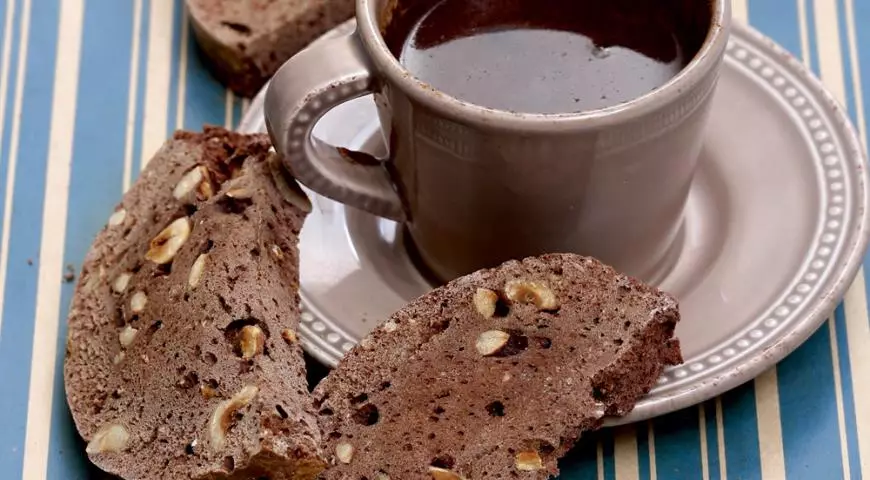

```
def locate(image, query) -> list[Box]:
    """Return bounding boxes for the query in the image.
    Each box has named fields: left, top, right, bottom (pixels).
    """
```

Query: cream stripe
left=224, top=89, right=234, bottom=129
left=647, top=421, right=657, bottom=480
left=596, top=440, right=605, bottom=480
left=0, top=0, right=19, bottom=339
left=812, top=2, right=861, bottom=476
left=140, top=0, right=174, bottom=169
left=828, top=316, right=853, bottom=478
left=21, top=0, right=84, bottom=478
left=750, top=3, right=828, bottom=477
left=813, top=0, right=847, bottom=100
left=699, top=405, right=710, bottom=480
left=614, top=425, right=639, bottom=480
left=122, top=0, right=143, bottom=192
left=731, top=0, right=749, bottom=23
left=715, top=397, right=727, bottom=479
left=175, top=3, right=188, bottom=130
left=841, top=0, right=870, bottom=474
left=843, top=0, right=866, bottom=142
left=843, top=273, right=870, bottom=478
left=797, top=0, right=812, bottom=68
left=754, top=369, right=786, bottom=479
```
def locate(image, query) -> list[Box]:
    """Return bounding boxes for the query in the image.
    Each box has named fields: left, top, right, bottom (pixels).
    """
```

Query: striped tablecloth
left=0, top=0, right=867, bottom=479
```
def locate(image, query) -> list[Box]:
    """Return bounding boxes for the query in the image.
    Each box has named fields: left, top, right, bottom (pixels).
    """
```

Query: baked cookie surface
left=314, top=253, right=681, bottom=479
left=187, top=0, right=355, bottom=97
left=64, top=127, right=324, bottom=479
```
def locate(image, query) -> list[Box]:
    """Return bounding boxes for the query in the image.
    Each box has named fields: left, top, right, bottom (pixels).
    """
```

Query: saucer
left=240, top=21, right=870, bottom=424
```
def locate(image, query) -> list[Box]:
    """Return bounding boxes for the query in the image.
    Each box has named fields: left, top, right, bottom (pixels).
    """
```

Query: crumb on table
left=63, top=264, right=76, bottom=283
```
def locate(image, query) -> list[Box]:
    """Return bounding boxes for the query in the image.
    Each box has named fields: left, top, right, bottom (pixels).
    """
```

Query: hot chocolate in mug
left=265, top=0, right=731, bottom=281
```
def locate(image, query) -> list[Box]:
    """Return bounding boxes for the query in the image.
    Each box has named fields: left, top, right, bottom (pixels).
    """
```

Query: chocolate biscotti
left=64, top=127, right=325, bottom=479
left=187, top=0, right=355, bottom=97
left=313, top=253, right=682, bottom=479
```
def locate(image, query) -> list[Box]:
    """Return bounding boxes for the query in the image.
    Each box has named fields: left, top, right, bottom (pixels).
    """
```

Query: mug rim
left=356, top=0, right=731, bottom=133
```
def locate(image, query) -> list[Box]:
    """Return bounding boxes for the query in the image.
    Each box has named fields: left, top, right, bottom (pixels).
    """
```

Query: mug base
left=400, top=217, right=686, bottom=287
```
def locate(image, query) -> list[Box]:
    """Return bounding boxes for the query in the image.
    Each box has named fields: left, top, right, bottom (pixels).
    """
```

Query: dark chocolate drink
left=383, top=0, right=711, bottom=113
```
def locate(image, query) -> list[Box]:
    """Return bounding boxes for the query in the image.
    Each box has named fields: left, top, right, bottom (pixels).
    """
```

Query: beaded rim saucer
left=240, top=20, right=870, bottom=424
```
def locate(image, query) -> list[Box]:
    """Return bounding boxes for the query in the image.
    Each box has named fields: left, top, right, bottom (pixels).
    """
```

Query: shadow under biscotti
left=305, top=352, right=331, bottom=392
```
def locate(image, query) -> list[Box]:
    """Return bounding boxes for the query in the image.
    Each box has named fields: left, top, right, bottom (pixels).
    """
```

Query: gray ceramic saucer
left=240, top=20, right=870, bottom=424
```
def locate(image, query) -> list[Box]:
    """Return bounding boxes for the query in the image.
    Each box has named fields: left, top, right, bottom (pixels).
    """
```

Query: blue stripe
left=0, top=0, right=23, bottom=464
left=749, top=5, right=846, bottom=479
left=601, top=428, right=615, bottom=479
left=855, top=0, right=870, bottom=305
left=0, top=0, right=61, bottom=476
left=777, top=0, right=849, bottom=476
left=704, top=402, right=722, bottom=480
left=234, top=96, right=244, bottom=129
left=778, top=324, right=845, bottom=479
left=825, top=9, right=863, bottom=474
left=637, top=421, right=653, bottom=479
left=855, top=0, right=870, bottom=146
left=848, top=0, right=870, bottom=473
left=833, top=306, right=862, bottom=480
left=721, top=382, right=763, bottom=477
left=561, top=430, right=608, bottom=479
left=45, top=1, right=135, bottom=478
left=183, top=8, right=228, bottom=129
left=749, top=0, right=803, bottom=61
left=130, top=0, right=150, bottom=176
left=652, top=407, right=703, bottom=479
left=805, top=0, right=820, bottom=73
left=0, top=0, right=17, bottom=269
left=0, top=0, right=22, bottom=338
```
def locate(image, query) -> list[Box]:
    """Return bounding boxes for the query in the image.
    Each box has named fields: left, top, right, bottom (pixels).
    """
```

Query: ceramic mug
left=264, top=0, right=731, bottom=282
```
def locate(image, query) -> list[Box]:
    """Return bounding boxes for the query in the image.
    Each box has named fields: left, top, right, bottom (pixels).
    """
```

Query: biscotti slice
left=64, top=127, right=325, bottom=479
left=187, top=0, right=354, bottom=97
left=313, top=253, right=681, bottom=479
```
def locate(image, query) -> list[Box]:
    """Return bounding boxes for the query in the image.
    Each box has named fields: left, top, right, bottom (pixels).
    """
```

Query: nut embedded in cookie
left=429, top=467, right=466, bottom=480
left=281, top=328, right=297, bottom=344
left=514, top=451, right=543, bottom=471
left=107, top=208, right=127, bottom=227
left=270, top=244, right=284, bottom=260
left=504, top=279, right=559, bottom=311
left=239, top=325, right=265, bottom=359
left=118, top=325, right=138, bottom=348
left=335, top=442, right=354, bottom=464
left=475, top=330, right=510, bottom=356
left=86, top=423, right=130, bottom=454
left=145, top=217, right=191, bottom=264
left=112, top=351, right=125, bottom=365
left=188, top=253, right=208, bottom=289
left=130, top=291, right=147, bottom=314
left=208, top=385, right=259, bottom=451
left=473, top=288, right=498, bottom=318
left=111, top=273, right=132, bottom=294
left=200, top=383, right=219, bottom=399
left=173, top=166, right=214, bottom=200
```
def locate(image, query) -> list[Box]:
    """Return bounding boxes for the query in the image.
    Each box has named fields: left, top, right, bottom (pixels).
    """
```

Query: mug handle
left=264, top=31, right=406, bottom=222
